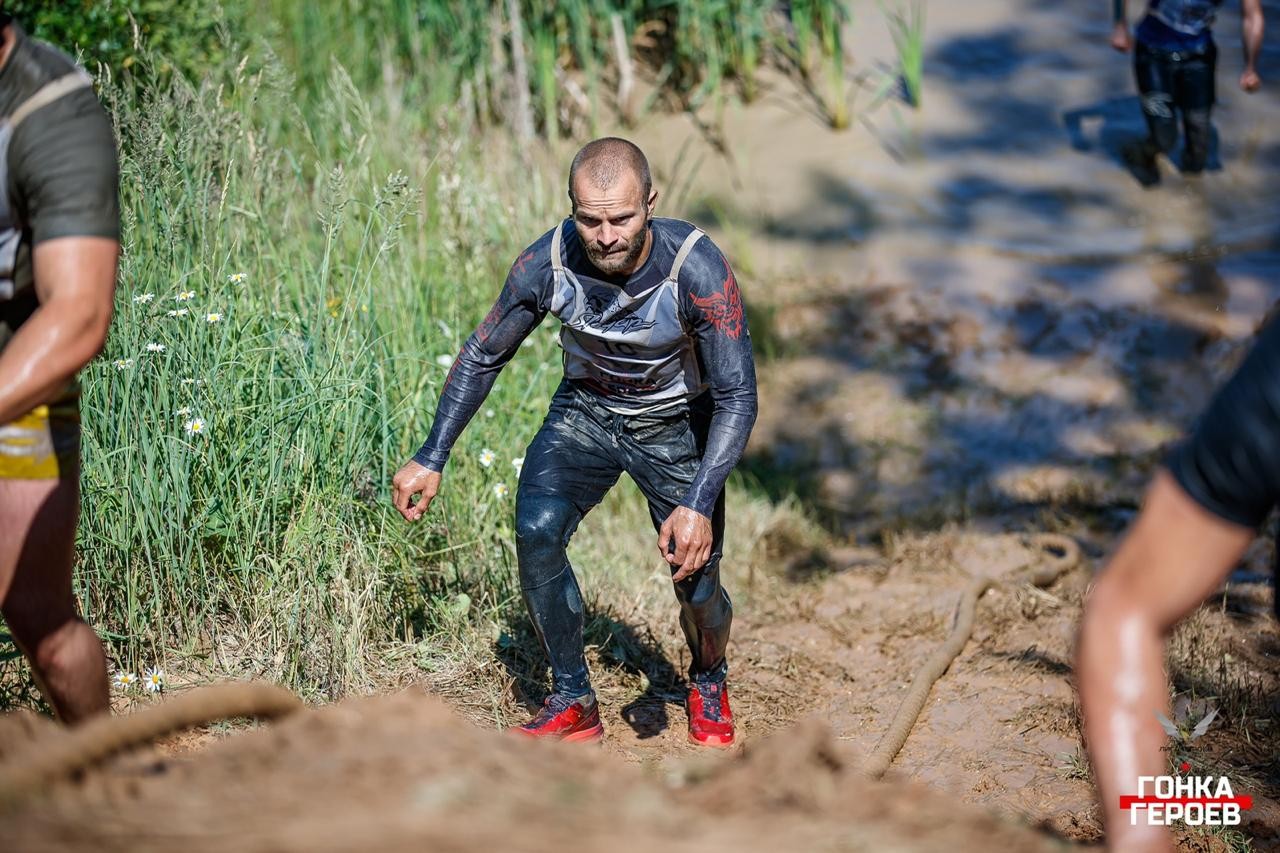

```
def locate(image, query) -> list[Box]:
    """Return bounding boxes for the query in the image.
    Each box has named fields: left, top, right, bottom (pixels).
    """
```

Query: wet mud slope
left=0, top=691, right=1073, bottom=853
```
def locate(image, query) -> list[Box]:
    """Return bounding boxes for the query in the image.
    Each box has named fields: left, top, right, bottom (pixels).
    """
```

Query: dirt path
left=0, top=690, right=1082, bottom=853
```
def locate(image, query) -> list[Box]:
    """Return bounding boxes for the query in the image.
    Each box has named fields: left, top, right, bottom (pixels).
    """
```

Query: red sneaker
left=510, top=693, right=603, bottom=742
left=686, top=680, right=734, bottom=748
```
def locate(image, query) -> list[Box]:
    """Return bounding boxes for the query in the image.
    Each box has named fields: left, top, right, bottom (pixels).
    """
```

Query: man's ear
left=646, top=189, right=659, bottom=216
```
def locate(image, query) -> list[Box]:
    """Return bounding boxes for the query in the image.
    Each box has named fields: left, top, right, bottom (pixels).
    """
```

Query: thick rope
left=0, top=681, right=302, bottom=807
left=863, top=533, right=1080, bottom=779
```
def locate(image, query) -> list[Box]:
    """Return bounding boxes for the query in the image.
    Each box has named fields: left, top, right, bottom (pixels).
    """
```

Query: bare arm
left=0, top=236, right=117, bottom=423
left=1112, top=0, right=1133, bottom=51
left=1078, top=471, right=1253, bottom=853
left=1240, top=0, right=1264, bottom=91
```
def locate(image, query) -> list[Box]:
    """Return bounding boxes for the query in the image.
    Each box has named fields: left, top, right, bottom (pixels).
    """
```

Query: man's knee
left=21, top=617, right=98, bottom=681
left=1182, top=110, right=1212, bottom=171
left=1141, top=93, right=1178, bottom=152
left=676, top=560, right=731, bottom=620
left=515, top=494, right=578, bottom=586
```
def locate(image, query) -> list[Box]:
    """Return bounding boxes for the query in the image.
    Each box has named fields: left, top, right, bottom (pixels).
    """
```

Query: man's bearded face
left=571, top=172, right=652, bottom=276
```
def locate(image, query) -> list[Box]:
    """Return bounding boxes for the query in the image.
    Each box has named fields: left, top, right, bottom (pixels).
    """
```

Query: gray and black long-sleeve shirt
left=413, top=217, right=758, bottom=517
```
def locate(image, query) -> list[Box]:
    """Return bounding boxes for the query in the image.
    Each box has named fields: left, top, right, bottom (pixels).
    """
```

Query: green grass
left=881, top=0, right=926, bottom=109
left=58, top=30, right=570, bottom=700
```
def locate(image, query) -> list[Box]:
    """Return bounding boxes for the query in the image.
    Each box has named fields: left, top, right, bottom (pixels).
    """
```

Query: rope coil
left=0, top=681, right=302, bottom=807
left=864, top=533, right=1081, bottom=779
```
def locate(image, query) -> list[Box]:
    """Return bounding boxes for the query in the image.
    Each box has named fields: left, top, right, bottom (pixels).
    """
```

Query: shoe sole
left=561, top=723, right=605, bottom=743
left=688, top=731, right=735, bottom=749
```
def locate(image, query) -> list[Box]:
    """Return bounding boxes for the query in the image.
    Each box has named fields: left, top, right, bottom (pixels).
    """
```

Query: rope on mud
left=863, top=533, right=1080, bottom=780
left=0, top=681, right=302, bottom=807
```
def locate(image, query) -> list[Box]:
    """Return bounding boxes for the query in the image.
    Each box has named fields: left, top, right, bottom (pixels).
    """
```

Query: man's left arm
left=0, top=91, right=119, bottom=424
left=659, top=240, right=757, bottom=580
left=1240, top=0, right=1264, bottom=91
left=0, top=238, right=117, bottom=423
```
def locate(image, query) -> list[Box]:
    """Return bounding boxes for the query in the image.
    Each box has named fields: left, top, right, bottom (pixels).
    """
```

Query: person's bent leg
left=508, top=384, right=620, bottom=740
left=671, top=492, right=732, bottom=680
left=0, top=474, right=108, bottom=724
left=625, top=408, right=735, bottom=746
left=1134, top=43, right=1180, bottom=156
left=1126, top=42, right=1176, bottom=186
left=514, top=492, right=592, bottom=698
left=1177, top=46, right=1216, bottom=174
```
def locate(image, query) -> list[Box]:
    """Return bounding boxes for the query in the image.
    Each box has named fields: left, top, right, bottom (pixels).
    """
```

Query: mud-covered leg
left=671, top=490, right=732, bottom=681
left=1127, top=43, right=1177, bottom=185
left=514, top=493, right=591, bottom=697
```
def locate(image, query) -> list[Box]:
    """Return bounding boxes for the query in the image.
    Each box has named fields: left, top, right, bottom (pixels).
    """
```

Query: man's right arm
left=1112, top=0, right=1134, bottom=51
left=392, top=233, right=553, bottom=521
left=1080, top=316, right=1280, bottom=850
left=1079, top=473, right=1253, bottom=853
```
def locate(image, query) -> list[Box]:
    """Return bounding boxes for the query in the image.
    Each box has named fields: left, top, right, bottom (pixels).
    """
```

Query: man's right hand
left=1110, top=21, right=1133, bottom=52
left=392, top=460, right=442, bottom=522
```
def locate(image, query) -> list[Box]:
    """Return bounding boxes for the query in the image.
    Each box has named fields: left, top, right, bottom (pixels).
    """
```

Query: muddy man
left=393, top=138, right=757, bottom=747
left=1079, top=314, right=1280, bottom=852
left=1111, top=0, right=1264, bottom=184
left=0, top=10, right=119, bottom=723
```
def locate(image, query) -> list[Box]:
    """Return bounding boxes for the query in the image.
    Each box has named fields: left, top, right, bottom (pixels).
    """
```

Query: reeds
left=882, top=0, right=925, bottom=108
left=245, top=0, right=856, bottom=135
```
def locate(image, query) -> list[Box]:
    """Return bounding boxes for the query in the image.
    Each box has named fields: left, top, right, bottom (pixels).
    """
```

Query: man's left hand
left=1240, top=68, right=1262, bottom=92
left=658, top=506, right=713, bottom=581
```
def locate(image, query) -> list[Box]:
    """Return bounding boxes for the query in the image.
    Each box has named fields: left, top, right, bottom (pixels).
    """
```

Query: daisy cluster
left=118, top=272, right=246, bottom=441
left=114, top=666, right=165, bottom=694
left=476, top=446, right=522, bottom=500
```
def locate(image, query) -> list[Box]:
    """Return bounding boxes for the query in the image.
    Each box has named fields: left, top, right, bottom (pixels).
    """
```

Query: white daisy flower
left=435, top=354, right=454, bottom=368
left=166, top=308, right=190, bottom=318
left=132, top=293, right=155, bottom=304
left=143, top=667, right=165, bottom=694
left=175, top=290, right=196, bottom=302
left=175, top=406, right=193, bottom=417
left=227, top=272, right=247, bottom=284
left=493, top=482, right=509, bottom=498
left=483, top=409, right=494, bottom=419
left=205, top=312, right=222, bottom=324
left=145, top=342, right=166, bottom=353
left=113, top=671, right=138, bottom=691
left=184, top=417, right=207, bottom=436
left=479, top=448, right=496, bottom=468
left=113, top=358, right=134, bottom=370
left=512, top=457, right=524, bottom=476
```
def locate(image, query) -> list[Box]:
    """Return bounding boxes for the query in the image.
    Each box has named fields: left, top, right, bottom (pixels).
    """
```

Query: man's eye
left=613, top=216, right=632, bottom=226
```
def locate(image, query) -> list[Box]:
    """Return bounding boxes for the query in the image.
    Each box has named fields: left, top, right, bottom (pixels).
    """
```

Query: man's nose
left=597, top=223, right=617, bottom=246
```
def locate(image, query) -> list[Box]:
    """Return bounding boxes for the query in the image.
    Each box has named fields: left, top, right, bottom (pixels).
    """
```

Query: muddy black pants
left=1134, top=40, right=1216, bottom=173
left=515, top=380, right=732, bottom=697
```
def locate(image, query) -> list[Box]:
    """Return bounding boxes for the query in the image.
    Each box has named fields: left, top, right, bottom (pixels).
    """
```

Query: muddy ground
left=0, top=691, right=1078, bottom=853
left=3, top=0, right=1280, bottom=850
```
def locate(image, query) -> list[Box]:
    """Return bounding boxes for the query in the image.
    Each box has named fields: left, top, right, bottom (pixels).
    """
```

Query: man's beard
left=586, top=219, right=650, bottom=274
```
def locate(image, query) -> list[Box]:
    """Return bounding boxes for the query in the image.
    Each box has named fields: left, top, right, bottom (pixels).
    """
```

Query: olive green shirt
left=0, top=25, right=119, bottom=350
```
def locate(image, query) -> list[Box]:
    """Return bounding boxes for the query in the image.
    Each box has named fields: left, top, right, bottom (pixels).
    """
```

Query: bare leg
left=0, top=474, right=108, bottom=724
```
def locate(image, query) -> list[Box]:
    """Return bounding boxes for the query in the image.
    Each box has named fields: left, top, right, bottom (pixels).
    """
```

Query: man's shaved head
left=568, top=137, right=652, bottom=207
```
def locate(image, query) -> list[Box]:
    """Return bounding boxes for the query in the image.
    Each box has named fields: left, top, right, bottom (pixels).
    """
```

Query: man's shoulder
left=0, top=30, right=81, bottom=115
left=505, top=222, right=561, bottom=287
left=651, top=217, right=702, bottom=253
left=657, top=222, right=728, bottom=294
